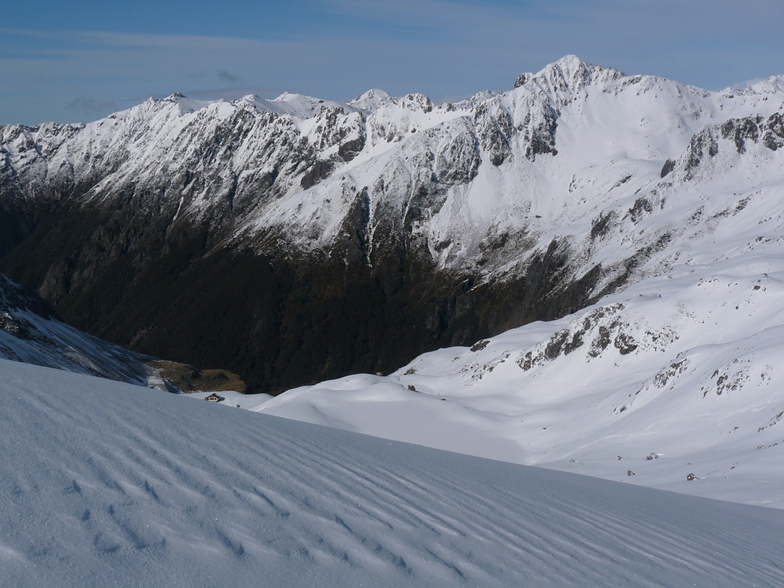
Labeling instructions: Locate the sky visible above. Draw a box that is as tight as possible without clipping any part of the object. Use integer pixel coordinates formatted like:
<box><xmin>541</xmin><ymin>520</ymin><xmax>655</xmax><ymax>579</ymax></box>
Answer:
<box><xmin>2</xmin><ymin>0</ymin><xmax>784</xmax><ymax>125</ymax></box>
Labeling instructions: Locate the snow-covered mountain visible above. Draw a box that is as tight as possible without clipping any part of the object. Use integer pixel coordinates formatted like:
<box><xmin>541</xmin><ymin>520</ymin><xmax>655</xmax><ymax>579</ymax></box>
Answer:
<box><xmin>258</xmin><ymin>244</ymin><xmax>784</xmax><ymax>507</ymax></box>
<box><xmin>250</xmin><ymin>61</ymin><xmax>784</xmax><ymax>502</ymax></box>
<box><xmin>2</xmin><ymin>55</ymin><xmax>784</xmax><ymax>393</ymax></box>
<box><xmin>4</xmin><ymin>55</ymin><xmax>784</xmax><ymax>585</ymax></box>
<box><xmin>0</xmin><ymin>273</ymin><xmax>151</xmax><ymax>384</ymax></box>
<box><xmin>3</xmin><ymin>359</ymin><xmax>784</xmax><ymax>587</ymax></box>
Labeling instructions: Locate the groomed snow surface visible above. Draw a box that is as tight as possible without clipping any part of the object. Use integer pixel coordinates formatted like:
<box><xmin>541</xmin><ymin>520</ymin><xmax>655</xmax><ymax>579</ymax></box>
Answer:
<box><xmin>2</xmin><ymin>359</ymin><xmax>784</xmax><ymax>587</ymax></box>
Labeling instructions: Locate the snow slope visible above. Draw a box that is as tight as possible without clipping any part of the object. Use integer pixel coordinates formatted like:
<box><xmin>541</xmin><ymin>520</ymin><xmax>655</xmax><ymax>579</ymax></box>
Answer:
<box><xmin>0</xmin><ymin>274</ymin><xmax>150</xmax><ymax>384</ymax></box>
<box><xmin>258</xmin><ymin>185</ymin><xmax>784</xmax><ymax>508</ymax></box>
<box><xmin>2</xmin><ymin>359</ymin><xmax>784</xmax><ymax>587</ymax></box>
<box><xmin>240</xmin><ymin>59</ymin><xmax>784</xmax><ymax>509</ymax></box>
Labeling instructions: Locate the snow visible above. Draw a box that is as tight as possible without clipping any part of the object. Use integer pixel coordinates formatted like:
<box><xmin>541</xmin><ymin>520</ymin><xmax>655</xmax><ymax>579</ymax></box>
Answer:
<box><xmin>2</xmin><ymin>358</ymin><xmax>784</xmax><ymax>587</ymax></box>
<box><xmin>347</xmin><ymin>88</ymin><xmax>395</xmax><ymax>113</ymax></box>
<box><xmin>258</xmin><ymin>194</ymin><xmax>784</xmax><ymax>508</ymax></box>
<box><xmin>5</xmin><ymin>55</ymin><xmax>784</xmax><ymax>284</ymax></box>
<box><xmin>246</xmin><ymin>60</ymin><xmax>784</xmax><ymax>510</ymax></box>
<box><xmin>4</xmin><ymin>55</ymin><xmax>784</xmax><ymax>584</ymax></box>
<box><xmin>0</xmin><ymin>276</ymin><xmax>150</xmax><ymax>385</ymax></box>
<box><xmin>187</xmin><ymin>388</ymin><xmax>272</xmax><ymax>409</ymax></box>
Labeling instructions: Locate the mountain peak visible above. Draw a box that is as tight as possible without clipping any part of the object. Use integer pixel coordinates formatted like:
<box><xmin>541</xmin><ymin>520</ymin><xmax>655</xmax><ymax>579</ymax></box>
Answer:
<box><xmin>552</xmin><ymin>54</ymin><xmax>589</xmax><ymax>71</ymax></box>
<box><xmin>743</xmin><ymin>75</ymin><xmax>784</xmax><ymax>95</ymax></box>
<box><xmin>348</xmin><ymin>89</ymin><xmax>393</xmax><ymax>112</ymax></box>
<box><xmin>515</xmin><ymin>55</ymin><xmax>625</xmax><ymax>92</ymax></box>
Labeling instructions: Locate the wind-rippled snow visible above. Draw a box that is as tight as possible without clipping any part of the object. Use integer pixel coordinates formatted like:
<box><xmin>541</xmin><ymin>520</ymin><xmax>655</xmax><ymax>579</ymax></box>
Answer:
<box><xmin>3</xmin><ymin>359</ymin><xmax>784</xmax><ymax>587</ymax></box>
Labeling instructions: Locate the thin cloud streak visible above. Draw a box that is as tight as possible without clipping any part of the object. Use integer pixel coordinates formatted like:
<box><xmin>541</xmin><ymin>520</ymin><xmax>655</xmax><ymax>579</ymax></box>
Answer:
<box><xmin>217</xmin><ymin>70</ymin><xmax>241</xmax><ymax>83</ymax></box>
<box><xmin>65</xmin><ymin>97</ymin><xmax>121</xmax><ymax>115</ymax></box>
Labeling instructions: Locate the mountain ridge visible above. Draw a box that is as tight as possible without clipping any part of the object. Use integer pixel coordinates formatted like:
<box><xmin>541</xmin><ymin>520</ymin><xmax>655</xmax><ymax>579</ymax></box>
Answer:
<box><xmin>1</xmin><ymin>55</ymin><xmax>783</xmax><ymax>393</ymax></box>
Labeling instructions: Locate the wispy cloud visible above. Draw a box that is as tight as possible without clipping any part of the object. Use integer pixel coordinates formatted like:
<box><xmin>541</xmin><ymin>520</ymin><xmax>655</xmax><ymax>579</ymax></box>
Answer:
<box><xmin>65</xmin><ymin>97</ymin><xmax>122</xmax><ymax>116</ymax></box>
<box><xmin>217</xmin><ymin>69</ymin><xmax>241</xmax><ymax>83</ymax></box>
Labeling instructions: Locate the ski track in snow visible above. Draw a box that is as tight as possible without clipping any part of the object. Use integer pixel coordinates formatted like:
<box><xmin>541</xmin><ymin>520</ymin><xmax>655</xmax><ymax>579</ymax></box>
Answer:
<box><xmin>2</xmin><ymin>359</ymin><xmax>784</xmax><ymax>587</ymax></box>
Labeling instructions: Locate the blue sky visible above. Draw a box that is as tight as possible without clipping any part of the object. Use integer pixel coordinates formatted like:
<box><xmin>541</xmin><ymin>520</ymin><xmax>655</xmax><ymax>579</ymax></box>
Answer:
<box><xmin>3</xmin><ymin>0</ymin><xmax>784</xmax><ymax>125</ymax></box>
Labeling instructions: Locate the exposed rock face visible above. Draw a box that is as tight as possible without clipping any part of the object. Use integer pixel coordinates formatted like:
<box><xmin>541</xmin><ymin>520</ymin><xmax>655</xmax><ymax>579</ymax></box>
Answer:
<box><xmin>1</xmin><ymin>56</ymin><xmax>784</xmax><ymax>393</ymax></box>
